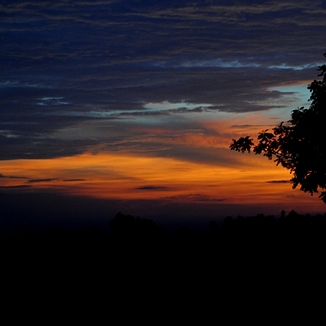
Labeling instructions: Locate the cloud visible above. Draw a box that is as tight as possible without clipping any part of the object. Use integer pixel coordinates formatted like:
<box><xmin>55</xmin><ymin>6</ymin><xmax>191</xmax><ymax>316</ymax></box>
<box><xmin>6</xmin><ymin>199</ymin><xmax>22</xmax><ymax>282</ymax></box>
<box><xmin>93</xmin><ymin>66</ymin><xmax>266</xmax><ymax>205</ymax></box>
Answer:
<box><xmin>154</xmin><ymin>59</ymin><xmax>261</xmax><ymax>69</ymax></box>
<box><xmin>1</xmin><ymin>0</ymin><xmax>325</xmax><ymax>162</ymax></box>
<box><xmin>135</xmin><ymin>185</ymin><xmax>169</xmax><ymax>191</ymax></box>
<box><xmin>0</xmin><ymin>185</ymin><xmax>31</xmax><ymax>189</ymax></box>
<box><xmin>230</xmin><ymin>124</ymin><xmax>268</xmax><ymax>129</ymax></box>
<box><xmin>37</xmin><ymin>97</ymin><xmax>69</xmax><ymax>106</ymax></box>
<box><xmin>166</xmin><ymin>193</ymin><xmax>226</xmax><ymax>204</ymax></box>
<box><xmin>267</xmin><ymin>63</ymin><xmax>322</xmax><ymax>71</ymax></box>
<box><xmin>0</xmin><ymin>173</ymin><xmax>28</xmax><ymax>179</ymax></box>
<box><xmin>28</xmin><ymin>178</ymin><xmax>57</xmax><ymax>183</ymax></box>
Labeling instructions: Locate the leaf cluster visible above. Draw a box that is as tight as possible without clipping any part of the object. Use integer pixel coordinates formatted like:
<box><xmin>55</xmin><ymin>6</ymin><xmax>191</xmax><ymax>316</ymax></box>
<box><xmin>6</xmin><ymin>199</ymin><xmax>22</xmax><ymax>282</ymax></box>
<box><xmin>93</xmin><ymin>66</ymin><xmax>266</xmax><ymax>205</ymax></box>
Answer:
<box><xmin>230</xmin><ymin>53</ymin><xmax>326</xmax><ymax>202</ymax></box>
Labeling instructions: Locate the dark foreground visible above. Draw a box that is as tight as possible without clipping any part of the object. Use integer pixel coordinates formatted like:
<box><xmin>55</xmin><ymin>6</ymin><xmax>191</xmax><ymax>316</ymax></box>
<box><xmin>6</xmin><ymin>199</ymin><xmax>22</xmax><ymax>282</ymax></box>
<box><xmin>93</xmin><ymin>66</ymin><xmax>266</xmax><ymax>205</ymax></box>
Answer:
<box><xmin>1</xmin><ymin>210</ymin><xmax>325</xmax><ymax>320</ymax></box>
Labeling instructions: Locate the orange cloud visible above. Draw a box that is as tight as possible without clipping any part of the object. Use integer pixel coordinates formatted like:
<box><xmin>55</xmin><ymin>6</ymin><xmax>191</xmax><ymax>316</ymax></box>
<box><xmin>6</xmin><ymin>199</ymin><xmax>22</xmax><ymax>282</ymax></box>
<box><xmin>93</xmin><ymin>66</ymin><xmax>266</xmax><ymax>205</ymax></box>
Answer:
<box><xmin>1</xmin><ymin>151</ymin><xmax>324</xmax><ymax>215</ymax></box>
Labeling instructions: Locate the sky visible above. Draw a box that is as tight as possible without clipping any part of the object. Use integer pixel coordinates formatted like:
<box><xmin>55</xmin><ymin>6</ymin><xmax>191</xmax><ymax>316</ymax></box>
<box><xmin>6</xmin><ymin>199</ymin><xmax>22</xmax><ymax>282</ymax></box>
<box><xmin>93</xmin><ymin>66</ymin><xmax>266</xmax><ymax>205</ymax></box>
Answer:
<box><xmin>1</xmin><ymin>0</ymin><xmax>326</xmax><ymax>230</ymax></box>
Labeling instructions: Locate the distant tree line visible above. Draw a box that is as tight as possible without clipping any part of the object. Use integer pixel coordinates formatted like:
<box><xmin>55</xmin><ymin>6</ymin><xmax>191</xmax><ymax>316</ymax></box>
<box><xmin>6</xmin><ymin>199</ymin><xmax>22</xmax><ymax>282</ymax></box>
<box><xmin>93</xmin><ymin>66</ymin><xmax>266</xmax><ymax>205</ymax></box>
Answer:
<box><xmin>2</xmin><ymin>210</ymin><xmax>326</xmax><ymax>260</ymax></box>
<box><xmin>1</xmin><ymin>210</ymin><xmax>325</xmax><ymax>313</ymax></box>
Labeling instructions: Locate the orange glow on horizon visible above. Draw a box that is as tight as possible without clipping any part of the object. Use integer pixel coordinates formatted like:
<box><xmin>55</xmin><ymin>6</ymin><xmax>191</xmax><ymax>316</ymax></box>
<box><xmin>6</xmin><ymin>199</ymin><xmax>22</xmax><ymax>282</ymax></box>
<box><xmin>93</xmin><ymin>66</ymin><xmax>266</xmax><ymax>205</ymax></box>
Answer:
<box><xmin>0</xmin><ymin>151</ymin><xmax>324</xmax><ymax>214</ymax></box>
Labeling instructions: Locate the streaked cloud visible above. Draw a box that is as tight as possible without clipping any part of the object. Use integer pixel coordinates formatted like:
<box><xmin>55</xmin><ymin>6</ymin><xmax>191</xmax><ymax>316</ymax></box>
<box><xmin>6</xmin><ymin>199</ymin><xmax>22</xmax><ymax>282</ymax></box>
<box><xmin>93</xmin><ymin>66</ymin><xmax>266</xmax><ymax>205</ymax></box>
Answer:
<box><xmin>0</xmin><ymin>173</ymin><xmax>28</xmax><ymax>179</ymax></box>
<box><xmin>1</xmin><ymin>0</ymin><xmax>325</xmax><ymax>219</ymax></box>
<box><xmin>28</xmin><ymin>178</ymin><xmax>58</xmax><ymax>183</ymax></box>
<box><xmin>135</xmin><ymin>185</ymin><xmax>170</xmax><ymax>191</ymax></box>
<box><xmin>37</xmin><ymin>97</ymin><xmax>69</xmax><ymax>106</ymax></box>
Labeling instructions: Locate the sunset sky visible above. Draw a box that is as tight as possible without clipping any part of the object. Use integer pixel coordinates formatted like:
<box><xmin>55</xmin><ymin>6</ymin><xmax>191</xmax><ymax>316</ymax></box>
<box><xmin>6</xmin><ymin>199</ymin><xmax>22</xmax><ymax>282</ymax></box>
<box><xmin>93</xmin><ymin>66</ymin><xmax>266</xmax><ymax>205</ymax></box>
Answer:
<box><xmin>1</xmin><ymin>0</ymin><xmax>326</xmax><ymax>230</ymax></box>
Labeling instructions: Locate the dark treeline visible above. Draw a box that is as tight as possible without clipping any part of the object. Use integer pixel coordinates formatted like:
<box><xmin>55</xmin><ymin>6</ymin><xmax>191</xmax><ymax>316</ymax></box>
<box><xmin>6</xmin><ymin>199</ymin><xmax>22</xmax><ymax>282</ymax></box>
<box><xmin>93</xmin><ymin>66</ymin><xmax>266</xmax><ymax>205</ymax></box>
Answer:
<box><xmin>2</xmin><ymin>210</ymin><xmax>326</xmax><ymax>266</ymax></box>
<box><xmin>1</xmin><ymin>210</ymin><xmax>325</xmax><ymax>316</ymax></box>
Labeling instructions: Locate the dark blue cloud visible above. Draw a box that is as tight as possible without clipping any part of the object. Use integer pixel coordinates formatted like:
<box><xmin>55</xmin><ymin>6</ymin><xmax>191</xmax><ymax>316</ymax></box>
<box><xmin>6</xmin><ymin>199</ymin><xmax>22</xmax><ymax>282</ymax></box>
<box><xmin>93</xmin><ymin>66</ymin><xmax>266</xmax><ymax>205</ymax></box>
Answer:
<box><xmin>1</xmin><ymin>0</ymin><xmax>325</xmax><ymax>159</ymax></box>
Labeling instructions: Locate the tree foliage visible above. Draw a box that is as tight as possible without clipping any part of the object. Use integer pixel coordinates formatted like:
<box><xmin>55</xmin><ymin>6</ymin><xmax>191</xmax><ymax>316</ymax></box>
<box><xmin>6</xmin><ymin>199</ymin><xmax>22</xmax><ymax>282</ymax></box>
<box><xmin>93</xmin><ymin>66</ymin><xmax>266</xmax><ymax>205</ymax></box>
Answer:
<box><xmin>230</xmin><ymin>53</ymin><xmax>326</xmax><ymax>203</ymax></box>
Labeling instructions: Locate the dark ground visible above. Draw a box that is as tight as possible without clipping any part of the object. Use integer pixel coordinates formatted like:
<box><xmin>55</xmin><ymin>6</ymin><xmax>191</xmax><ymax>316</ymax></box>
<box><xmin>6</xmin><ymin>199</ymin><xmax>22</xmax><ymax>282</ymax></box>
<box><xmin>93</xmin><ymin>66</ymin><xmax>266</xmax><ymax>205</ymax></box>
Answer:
<box><xmin>1</xmin><ymin>207</ymin><xmax>325</xmax><ymax>321</ymax></box>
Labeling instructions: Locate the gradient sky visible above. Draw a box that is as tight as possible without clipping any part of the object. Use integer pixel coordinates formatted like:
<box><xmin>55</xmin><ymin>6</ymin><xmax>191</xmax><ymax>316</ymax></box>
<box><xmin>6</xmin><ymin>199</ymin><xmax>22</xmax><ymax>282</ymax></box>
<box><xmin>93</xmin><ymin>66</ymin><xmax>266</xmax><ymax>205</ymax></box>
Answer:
<box><xmin>1</xmin><ymin>0</ymin><xmax>326</xmax><ymax>229</ymax></box>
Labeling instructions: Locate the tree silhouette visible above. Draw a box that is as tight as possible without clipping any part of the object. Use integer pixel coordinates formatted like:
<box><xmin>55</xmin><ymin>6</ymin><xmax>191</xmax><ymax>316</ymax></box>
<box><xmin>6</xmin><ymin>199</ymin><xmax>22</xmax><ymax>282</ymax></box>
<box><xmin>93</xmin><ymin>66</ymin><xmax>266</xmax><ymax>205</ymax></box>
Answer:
<box><xmin>230</xmin><ymin>53</ymin><xmax>326</xmax><ymax>202</ymax></box>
